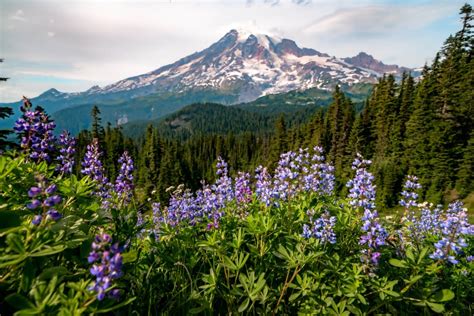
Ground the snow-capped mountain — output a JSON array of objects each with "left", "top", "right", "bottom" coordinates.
[
  {"left": 90, "top": 29, "right": 381, "bottom": 102},
  {"left": 0, "top": 29, "right": 418, "bottom": 133}
]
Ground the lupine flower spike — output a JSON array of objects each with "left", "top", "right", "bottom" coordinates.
[
  {"left": 114, "top": 151, "right": 134, "bottom": 206},
  {"left": 56, "top": 130, "right": 76, "bottom": 174},
  {"left": 27, "top": 175, "right": 62, "bottom": 225},
  {"left": 347, "top": 154, "right": 387, "bottom": 266},
  {"left": 14, "top": 97, "right": 56, "bottom": 162},
  {"left": 88, "top": 231, "right": 123, "bottom": 300}
]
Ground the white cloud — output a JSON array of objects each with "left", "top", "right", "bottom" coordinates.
[
  {"left": 9, "top": 9, "right": 26, "bottom": 21},
  {"left": 304, "top": 3, "right": 456, "bottom": 36}
]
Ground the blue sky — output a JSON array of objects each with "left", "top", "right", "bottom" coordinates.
[{"left": 0, "top": 0, "right": 467, "bottom": 102}]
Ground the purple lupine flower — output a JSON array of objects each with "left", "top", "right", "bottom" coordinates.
[
  {"left": 232, "top": 171, "right": 252, "bottom": 218},
  {"left": 347, "top": 154, "right": 387, "bottom": 266},
  {"left": 312, "top": 211, "right": 337, "bottom": 244},
  {"left": 302, "top": 224, "right": 312, "bottom": 239},
  {"left": 56, "top": 130, "right": 76, "bottom": 174},
  {"left": 400, "top": 175, "right": 421, "bottom": 209},
  {"left": 81, "top": 139, "right": 111, "bottom": 205},
  {"left": 14, "top": 98, "right": 56, "bottom": 162},
  {"left": 272, "top": 147, "right": 335, "bottom": 204},
  {"left": 302, "top": 210, "right": 337, "bottom": 244},
  {"left": 88, "top": 231, "right": 123, "bottom": 301},
  {"left": 213, "top": 157, "right": 234, "bottom": 205},
  {"left": 346, "top": 154, "right": 376, "bottom": 211},
  {"left": 26, "top": 175, "right": 62, "bottom": 225},
  {"left": 429, "top": 201, "right": 474, "bottom": 264},
  {"left": 405, "top": 203, "right": 442, "bottom": 242},
  {"left": 114, "top": 151, "right": 134, "bottom": 206},
  {"left": 234, "top": 172, "right": 252, "bottom": 205},
  {"left": 306, "top": 146, "right": 335, "bottom": 196},
  {"left": 81, "top": 139, "right": 107, "bottom": 184},
  {"left": 255, "top": 165, "right": 273, "bottom": 206}
]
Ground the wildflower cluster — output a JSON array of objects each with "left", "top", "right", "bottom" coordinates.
[
  {"left": 14, "top": 98, "right": 56, "bottom": 162},
  {"left": 255, "top": 166, "right": 273, "bottom": 206},
  {"left": 347, "top": 154, "right": 387, "bottom": 265},
  {"left": 400, "top": 175, "right": 422, "bottom": 209},
  {"left": 27, "top": 175, "right": 62, "bottom": 225},
  {"left": 149, "top": 148, "right": 335, "bottom": 234},
  {"left": 81, "top": 139, "right": 111, "bottom": 204},
  {"left": 114, "top": 151, "right": 134, "bottom": 206},
  {"left": 272, "top": 147, "right": 335, "bottom": 203},
  {"left": 403, "top": 202, "right": 443, "bottom": 243},
  {"left": 88, "top": 232, "right": 123, "bottom": 301},
  {"left": 56, "top": 130, "right": 76, "bottom": 174},
  {"left": 429, "top": 201, "right": 474, "bottom": 264},
  {"left": 256, "top": 147, "right": 334, "bottom": 207},
  {"left": 302, "top": 209, "right": 337, "bottom": 244},
  {"left": 346, "top": 154, "right": 376, "bottom": 210}
]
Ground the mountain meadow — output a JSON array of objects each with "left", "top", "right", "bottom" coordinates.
[{"left": 0, "top": 3, "right": 473, "bottom": 315}]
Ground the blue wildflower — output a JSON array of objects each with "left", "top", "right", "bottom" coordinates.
[
  {"left": 114, "top": 151, "right": 134, "bottom": 206},
  {"left": 429, "top": 201, "right": 474, "bottom": 264},
  {"left": 26, "top": 176, "right": 62, "bottom": 225},
  {"left": 14, "top": 98, "right": 56, "bottom": 162},
  {"left": 88, "top": 231, "right": 123, "bottom": 301},
  {"left": 56, "top": 130, "right": 76, "bottom": 174}
]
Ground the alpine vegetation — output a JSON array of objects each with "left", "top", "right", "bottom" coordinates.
[{"left": 0, "top": 99, "right": 472, "bottom": 314}]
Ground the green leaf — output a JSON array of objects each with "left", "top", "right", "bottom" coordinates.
[
  {"left": 121, "top": 250, "right": 138, "bottom": 264},
  {"left": 406, "top": 249, "right": 415, "bottom": 262},
  {"left": 357, "top": 293, "right": 367, "bottom": 305},
  {"left": 221, "top": 256, "right": 238, "bottom": 271},
  {"left": 21, "top": 260, "right": 36, "bottom": 292},
  {"left": 426, "top": 301, "right": 445, "bottom": 313},
  {"left": 289, "top": 292, "right": 301, "bottom": 302},
  {"left": 417, "top": 247, "right": 429, "bottom": 264},
  {"left": 0, "top": 254, "right": 27, "bottom": 268},
  {"left": 30, "top": 245, "right": 66, "bottom": 257},
  {"left": 383, "top": 290, "right": 401, "bottom": 298},
  {"left": 431, "top": 289, "right": 455, "bottom": 302},
  {"left": 7, "top": 234, "right": 25, "bottom": 254},
  {"left": 5, "top": 293, "right": 35, "bottom": 310},
  {"left": 238, "top": 298, "right": 250, "bottom": 313},
  {"left": 38, "top": 266, "right": 70, "bottom": 280},
  {"left": 389, "top": 258, "right": 408, "bottom": 268}
]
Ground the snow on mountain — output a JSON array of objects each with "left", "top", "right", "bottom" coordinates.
[
  {"left": 88, "top": 29, "right": 384, "bottom": 102},
  {"left": 1, "top": 28, "right": 419, "bottom": 130}
]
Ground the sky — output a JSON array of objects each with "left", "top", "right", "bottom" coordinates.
[{"left": 0, "top": 0, "right": 467, "bottom": 102}]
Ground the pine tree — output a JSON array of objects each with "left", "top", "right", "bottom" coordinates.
[
  {"left": 91, "top": 105, "right": 105, "bottom": 142},
  {"left": 0, "top": 106, "right": 14, "bottom": 151}
]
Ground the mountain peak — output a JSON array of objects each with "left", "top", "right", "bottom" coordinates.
[
  {"left": 40, "top": 88, "right": 63, "bottom": 97},
  {"left": 343, "top": 52, "right": 408, "bottom": 76}
]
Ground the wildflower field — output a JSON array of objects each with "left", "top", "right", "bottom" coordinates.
[{"left": 0, "top": 99, "right": 472, "bottom": 315}]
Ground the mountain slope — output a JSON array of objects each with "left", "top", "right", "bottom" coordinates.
[
  {"left": 1, "top": 29, "right": 417, "bottom": 133},
  {"left": 343, "top": 52, "right": 420, "bottom": 77},
  {"left": 121, "top": 83, "right": 372, "bottom": 139}
]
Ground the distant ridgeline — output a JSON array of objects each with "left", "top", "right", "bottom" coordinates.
[{"left": 1, "top": 7, "right": 472, "bottom": 209}]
